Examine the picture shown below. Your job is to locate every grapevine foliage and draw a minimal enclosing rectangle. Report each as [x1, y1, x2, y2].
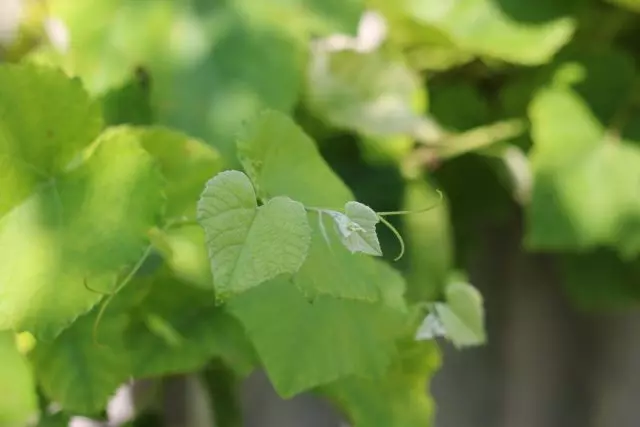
[2, 0, 640, 426]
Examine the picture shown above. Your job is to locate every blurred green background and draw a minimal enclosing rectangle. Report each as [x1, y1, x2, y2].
[2, 0, 640, 426]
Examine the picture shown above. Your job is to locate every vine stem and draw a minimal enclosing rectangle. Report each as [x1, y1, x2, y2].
[92, 244, 153, 345]
[377, 190, 444, 216]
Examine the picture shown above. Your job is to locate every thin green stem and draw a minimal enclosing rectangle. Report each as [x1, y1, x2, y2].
[93, 245, 153, 345]
[377, 190, 443, 216]
[377, 215, 405, 261]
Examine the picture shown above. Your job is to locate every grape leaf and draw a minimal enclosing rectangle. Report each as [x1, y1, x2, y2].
[0, 332, 37, 427]
[320, 340, 441, 427]
[30, 311, 130, 415]
[293, 212, 384, 301]
[125, 273, 255, 378]
[197, 170, 311, 300]
[416, 277, 486, 348]
[0, 63, 102, 217]
[527, 87, 640, 257]
[237, 110, 353, 206]
[99, 68, 153, 126]
[403, 0, 577, 64]
[228, 276, 406, 398]
[0, 128, 164, 338]
[136, 126, 222, 219]
[323, 201, 382, 256]
[237, 111, 397, 301]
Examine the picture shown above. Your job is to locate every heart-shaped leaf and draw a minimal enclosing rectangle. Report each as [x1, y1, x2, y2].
[197, 170, 311, 300]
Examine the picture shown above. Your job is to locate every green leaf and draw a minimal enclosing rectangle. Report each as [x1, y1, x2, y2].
[197, 170, 311, 300]
[320, 339, 440, 427]
[30, 311, 130, 415]
[417, 277, 485, 348]
[0, 127, 164, 338]
[237, 110, 353, 206]
[402, 179, 452, 302]
[136, 127, 223, 219]
[232, 0, 365, 36]
[401, 0, 577, 64]
[125, 272, 255, 378]
[0, 63, 102, 216]
[228, 276, 406, 398]
[237, 111, 397, 301]
[48, 0, 306, 162]
[0, 332, 37, 427]
[441, 278, 486, 348]
[323, 201, 382, 256]
[99, 68, 153, 126]
[153, 225, 213, 290]
[305, 49, 429, 140]
[526, 87, 640, 256]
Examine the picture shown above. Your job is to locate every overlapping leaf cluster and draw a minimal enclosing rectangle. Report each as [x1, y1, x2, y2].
[2, 0, 640, 425]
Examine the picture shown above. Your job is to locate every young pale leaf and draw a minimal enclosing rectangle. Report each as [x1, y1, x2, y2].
[415, 311, 447, 341]
[0, 332, 37, 426]
[197, 170, 311, 300]
[344, 201, 382, 255]
[440, 280, 486, 348]
[323, 201, 382, 256]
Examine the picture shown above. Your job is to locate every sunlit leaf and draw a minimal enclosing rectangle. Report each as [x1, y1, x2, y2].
[197, 170, 311, 300]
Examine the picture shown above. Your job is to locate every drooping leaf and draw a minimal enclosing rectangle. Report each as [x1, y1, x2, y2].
[0, 332, 37, 427]
[197, 170, 311, 300]
[124, 272, 255, 378]
[0, 127, 164, 338]
[228, 276, 407, 398]
[0, 63, 102, 216]
[30, 311, 131, 415]
[320, 339, 441, 427]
